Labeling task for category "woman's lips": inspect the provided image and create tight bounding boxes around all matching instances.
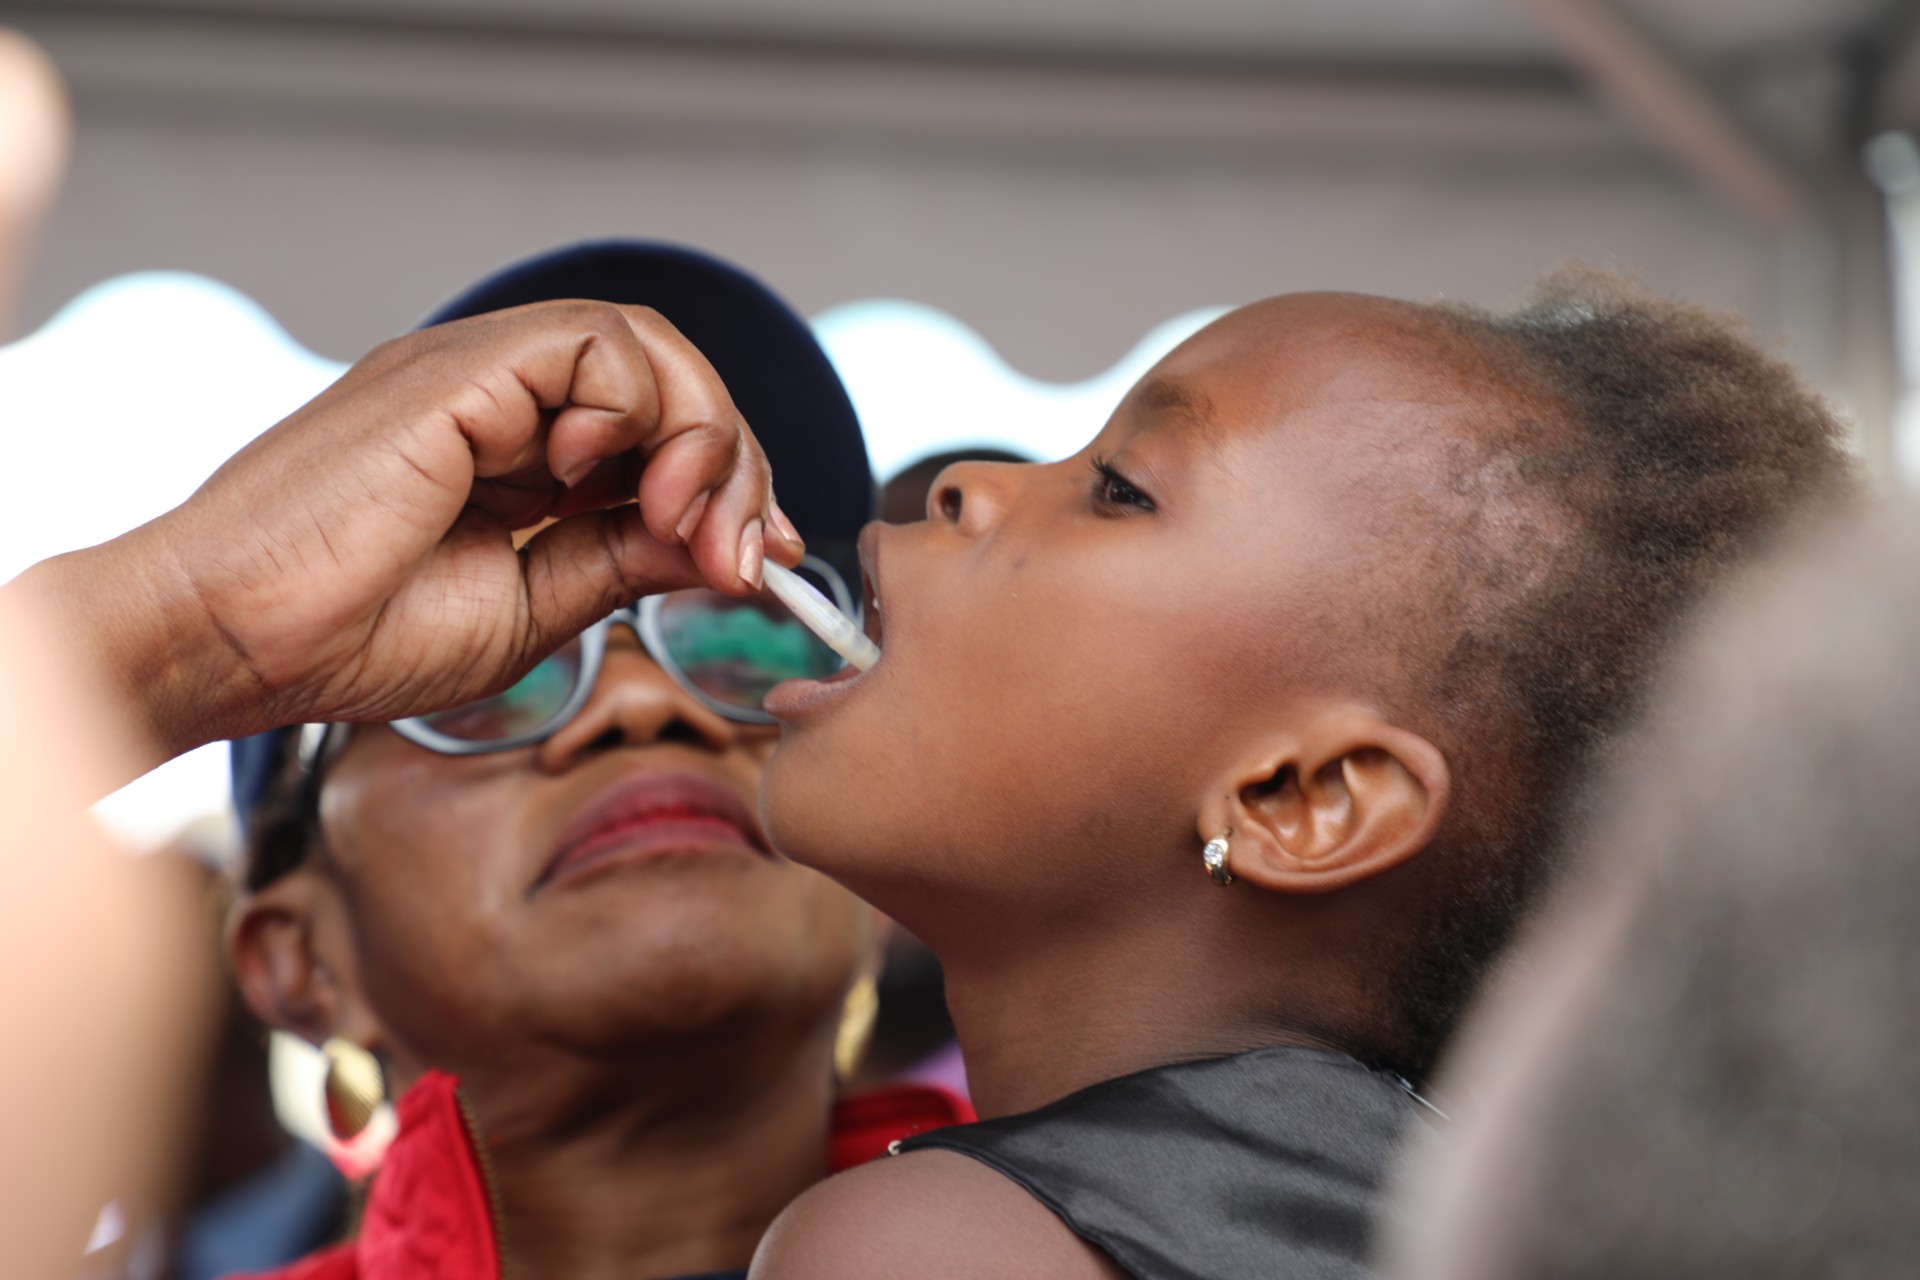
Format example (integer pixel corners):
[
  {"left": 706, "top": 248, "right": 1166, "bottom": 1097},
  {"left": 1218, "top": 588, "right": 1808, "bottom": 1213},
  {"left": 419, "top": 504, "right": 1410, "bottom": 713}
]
[{"left": 538, "top": 771, "right": 769, "bottom": 892}]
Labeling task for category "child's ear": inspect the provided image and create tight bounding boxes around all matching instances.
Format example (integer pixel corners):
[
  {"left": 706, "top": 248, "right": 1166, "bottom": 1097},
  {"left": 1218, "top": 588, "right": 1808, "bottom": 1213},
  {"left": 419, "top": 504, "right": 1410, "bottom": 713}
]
[
  {"left": 1201, "top": 707, "right": 1450, "bottom": 894},
  {"left": 226, "top": 866, "right": 383, "bottom": 1050}
]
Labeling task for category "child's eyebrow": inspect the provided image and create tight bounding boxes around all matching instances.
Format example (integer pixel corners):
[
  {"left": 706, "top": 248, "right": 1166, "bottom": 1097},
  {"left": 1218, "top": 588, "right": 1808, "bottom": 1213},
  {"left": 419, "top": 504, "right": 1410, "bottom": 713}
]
[{"left": 1132, "top": 376, "right": 1219, "bottom": 450}]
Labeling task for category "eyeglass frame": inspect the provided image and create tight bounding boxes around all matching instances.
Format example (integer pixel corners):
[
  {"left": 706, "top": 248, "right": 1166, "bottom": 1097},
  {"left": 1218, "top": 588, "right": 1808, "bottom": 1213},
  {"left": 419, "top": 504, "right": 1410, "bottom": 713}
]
[
  {"left": 272, "top": 551, "right": 853, "bottom": 880},
  {"left": 306, "top": 551, "right": 858, "bottom": 762}
]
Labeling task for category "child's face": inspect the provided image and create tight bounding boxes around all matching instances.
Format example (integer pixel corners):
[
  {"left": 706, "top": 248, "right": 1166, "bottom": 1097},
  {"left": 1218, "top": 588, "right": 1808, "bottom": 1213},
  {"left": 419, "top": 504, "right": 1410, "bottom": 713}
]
[{"left": 762, "top": 293, "right": 1503, "bottom": 932}]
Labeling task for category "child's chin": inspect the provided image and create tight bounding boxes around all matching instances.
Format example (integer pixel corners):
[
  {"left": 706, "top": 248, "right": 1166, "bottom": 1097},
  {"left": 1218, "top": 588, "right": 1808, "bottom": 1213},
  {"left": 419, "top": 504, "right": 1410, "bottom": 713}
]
[
  {"left": 756, "top": 759, "right": 832, "bottom": 867},
  {"left": 758, "top": 736, "right": 908, "bottom": 880}
]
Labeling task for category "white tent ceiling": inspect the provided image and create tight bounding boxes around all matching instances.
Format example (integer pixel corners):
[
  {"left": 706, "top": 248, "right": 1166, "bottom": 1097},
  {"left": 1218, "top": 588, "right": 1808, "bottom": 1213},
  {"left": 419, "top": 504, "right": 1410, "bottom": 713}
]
[
  {"left": 12, "top": 0, "right": 1912, "bottom": 219},
  {"left": 42, "top": 0, "right": 1888, "bottom": 64}
]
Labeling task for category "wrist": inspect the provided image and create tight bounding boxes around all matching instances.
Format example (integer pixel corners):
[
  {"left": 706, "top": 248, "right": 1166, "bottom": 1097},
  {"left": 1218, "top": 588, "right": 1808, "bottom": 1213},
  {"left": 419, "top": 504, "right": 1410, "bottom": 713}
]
[{"left": 11, "top": 523, "right": 268, "bottom": 781}]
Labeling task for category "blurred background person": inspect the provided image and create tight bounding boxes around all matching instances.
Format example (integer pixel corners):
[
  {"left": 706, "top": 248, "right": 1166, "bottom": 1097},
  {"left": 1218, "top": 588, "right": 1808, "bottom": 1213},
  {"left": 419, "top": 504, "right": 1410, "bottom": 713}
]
[
  {"left": 0, "top": 589, "right": 214, "bottom": 1280},
  {"left": 66, "top": 816, "right": 348, "bottom": 1280},
  {"left": 0, "top": 27, "right": 66, "bottom": 335},
  {"left": 1386, "top": 502, "right": 1920, "bottom": 1279},
  {"left": 223, "top": 242, "right": 968, "bottom": 1280},
  {"left": 158, "top": 818, "right": 351, "bottom": 1280}
]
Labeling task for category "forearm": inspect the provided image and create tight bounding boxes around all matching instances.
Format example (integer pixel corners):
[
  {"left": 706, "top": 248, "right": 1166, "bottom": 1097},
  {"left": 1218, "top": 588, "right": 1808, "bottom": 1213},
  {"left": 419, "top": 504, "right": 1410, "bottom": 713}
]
[{"left": 8, "top": 522, "right": 268, "bottom": 793}]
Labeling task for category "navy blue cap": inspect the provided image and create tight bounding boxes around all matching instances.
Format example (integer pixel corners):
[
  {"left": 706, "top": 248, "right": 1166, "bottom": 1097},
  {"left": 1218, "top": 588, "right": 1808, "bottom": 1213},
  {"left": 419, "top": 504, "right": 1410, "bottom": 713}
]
[{"left": 231, "top": 240, "right": 873, "bottom": 829}]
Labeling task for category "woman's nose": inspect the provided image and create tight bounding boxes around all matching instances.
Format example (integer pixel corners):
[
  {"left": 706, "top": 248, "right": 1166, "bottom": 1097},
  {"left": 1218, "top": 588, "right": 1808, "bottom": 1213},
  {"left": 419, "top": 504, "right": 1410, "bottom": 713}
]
[
  {"left": 927, "top": 459, "right": 1021, "bottom": 535},
  {"left": 533, "top": 635, "right": 738, "bottom": 771}
]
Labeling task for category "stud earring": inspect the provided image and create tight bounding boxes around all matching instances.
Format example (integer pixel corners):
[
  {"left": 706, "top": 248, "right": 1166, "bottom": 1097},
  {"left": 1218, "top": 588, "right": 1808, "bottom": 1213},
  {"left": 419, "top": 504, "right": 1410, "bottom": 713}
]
[
  {"left": 1202, "top": 834, "right": 1234, "bottom": 886},
  {"left": 322, "top": 1037, "right": 385, "bottom": 1141}
]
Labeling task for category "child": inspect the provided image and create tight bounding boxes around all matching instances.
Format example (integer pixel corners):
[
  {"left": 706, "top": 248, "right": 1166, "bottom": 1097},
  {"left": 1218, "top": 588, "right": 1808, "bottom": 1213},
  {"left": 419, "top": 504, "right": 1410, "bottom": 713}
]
[{"left": 749, "top": 273, "right": 1859, "bottom": 1280}]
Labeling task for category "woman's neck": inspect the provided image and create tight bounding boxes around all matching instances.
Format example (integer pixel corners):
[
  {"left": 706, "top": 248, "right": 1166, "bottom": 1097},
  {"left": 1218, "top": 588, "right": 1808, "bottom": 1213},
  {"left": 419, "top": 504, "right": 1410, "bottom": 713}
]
[{"left": 450, "top": 1033, "right": 837, "bottom": 1280}]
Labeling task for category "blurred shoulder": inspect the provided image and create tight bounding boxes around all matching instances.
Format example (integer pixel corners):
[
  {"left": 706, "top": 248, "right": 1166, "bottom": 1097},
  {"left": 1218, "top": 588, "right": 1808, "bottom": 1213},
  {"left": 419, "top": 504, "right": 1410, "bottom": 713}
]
[{"left": 750, "top": 1147, "right": 1126, "bottom": 1280}]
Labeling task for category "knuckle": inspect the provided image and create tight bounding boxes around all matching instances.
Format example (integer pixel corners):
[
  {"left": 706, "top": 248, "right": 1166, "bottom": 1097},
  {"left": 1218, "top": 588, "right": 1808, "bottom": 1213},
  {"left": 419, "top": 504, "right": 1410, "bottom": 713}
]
[
  {"left": 660, "top": 416, "right": 738, "bottom": 459},
  {"left": 597, "top": 512, "right": 653, "bottom": 599},
  {"left": 701, "top": 421, "right": 746, "bottom": 472},
  {"left": 569, "top": 300, "right": 630, "bottom": 341},
  {"left": 359, "top": 332, "right": 419, "bottom": 373}
]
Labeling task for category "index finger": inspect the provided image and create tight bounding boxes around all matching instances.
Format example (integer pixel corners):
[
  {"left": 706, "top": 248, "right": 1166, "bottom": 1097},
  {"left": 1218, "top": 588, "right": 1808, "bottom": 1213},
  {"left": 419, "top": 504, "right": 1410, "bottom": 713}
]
[{"left": 549, "top": 307, "right": 764, "bottom": 525}]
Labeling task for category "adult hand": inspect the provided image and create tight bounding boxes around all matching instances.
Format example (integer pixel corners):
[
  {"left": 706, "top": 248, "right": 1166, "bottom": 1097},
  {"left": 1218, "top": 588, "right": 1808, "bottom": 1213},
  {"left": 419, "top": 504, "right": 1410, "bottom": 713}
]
[{"left": 20, "top": 300, "right": 805, "bottom": 779}]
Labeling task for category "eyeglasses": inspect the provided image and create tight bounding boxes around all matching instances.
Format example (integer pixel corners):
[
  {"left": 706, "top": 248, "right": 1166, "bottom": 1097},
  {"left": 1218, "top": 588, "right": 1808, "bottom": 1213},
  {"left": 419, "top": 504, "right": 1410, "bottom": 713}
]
[{"left": 385, "top": 553, "right": 858, "bottom": 754}]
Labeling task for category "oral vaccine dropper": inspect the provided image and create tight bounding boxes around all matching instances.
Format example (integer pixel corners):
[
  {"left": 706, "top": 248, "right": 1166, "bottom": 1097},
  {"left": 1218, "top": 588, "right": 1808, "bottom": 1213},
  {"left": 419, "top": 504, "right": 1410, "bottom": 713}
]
[{"left": 763, "top": 561, "right": 881, "bottom": 672}]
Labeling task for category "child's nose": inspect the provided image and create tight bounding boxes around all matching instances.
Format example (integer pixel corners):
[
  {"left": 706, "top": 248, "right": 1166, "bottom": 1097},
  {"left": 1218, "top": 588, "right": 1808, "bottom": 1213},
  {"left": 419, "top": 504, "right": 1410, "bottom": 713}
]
[
  {"left": 928, "top": 459, "right": 1020, "bottom": 534},
  {"left": 533, "top": 638, "right": 738, "bottom": 771}
]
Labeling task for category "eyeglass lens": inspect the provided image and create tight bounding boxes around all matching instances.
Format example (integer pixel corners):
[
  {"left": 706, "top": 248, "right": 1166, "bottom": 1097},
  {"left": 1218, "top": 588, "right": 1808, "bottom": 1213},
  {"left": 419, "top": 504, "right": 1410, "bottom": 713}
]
[
  {"left": 413, "top": 637, "right": 586, "bottom": 744},
  {"left": 409, "top": 563, "right": 849, "bottom": 743},
  {"left": 657, "top": 576, "right": 844, "bottom": 712}
]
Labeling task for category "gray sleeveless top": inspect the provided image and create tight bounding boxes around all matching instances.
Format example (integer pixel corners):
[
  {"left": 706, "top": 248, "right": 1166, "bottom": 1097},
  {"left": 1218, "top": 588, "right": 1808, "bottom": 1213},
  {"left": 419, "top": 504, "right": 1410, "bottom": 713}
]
[{"left": 896, "top": 1046, "right": 1433, "bottom": 1280}]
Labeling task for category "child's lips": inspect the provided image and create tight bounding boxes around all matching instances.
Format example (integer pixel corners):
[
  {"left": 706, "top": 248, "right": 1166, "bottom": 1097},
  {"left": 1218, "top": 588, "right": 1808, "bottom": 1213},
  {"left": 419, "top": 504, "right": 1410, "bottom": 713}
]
[{"left": 764, "top": 645, "right": 876, "bottom": 718}]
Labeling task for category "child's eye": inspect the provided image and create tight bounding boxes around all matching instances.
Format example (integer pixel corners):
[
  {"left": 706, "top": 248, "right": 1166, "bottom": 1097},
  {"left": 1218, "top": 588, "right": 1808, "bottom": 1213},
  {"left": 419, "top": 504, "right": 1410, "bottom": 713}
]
[{"left": 1089, "top": 456, "right": 1156, "bottom": 514}]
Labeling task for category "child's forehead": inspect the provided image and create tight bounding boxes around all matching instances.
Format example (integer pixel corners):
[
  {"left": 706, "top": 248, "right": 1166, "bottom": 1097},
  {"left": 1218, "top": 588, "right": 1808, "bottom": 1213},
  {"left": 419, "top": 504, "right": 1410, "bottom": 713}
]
[
  {"left": 1200, "top": 293, "right": 1496, "bottom": 389},
  {"left": 1133, "top": 292, "right": 1530, "bottom": 450}
]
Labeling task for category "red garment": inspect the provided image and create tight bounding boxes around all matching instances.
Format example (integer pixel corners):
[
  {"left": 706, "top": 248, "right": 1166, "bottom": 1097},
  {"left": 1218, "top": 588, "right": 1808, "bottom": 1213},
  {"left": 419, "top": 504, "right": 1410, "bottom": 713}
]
[{"left": 231, "top": 1071, "right": 973, "bottom": 1280}]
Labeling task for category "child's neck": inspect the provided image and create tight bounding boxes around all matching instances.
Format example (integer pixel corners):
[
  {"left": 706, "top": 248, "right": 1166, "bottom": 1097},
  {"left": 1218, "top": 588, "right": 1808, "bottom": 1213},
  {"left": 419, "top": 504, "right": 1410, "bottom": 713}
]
[{"left": 939, "top": 903, "right": 1360, "bottom": 1120}]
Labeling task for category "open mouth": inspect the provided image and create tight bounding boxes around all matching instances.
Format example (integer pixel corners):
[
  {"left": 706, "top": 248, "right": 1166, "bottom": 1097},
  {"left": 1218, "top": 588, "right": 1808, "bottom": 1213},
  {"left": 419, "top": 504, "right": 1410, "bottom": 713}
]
[
  {"left": 862, "top": 563, "right": 884, "bottom": 649},
  {"left": 537, "top": 771, "right": 770, "bottom": 893},
  {"left": 816, "top": 563, "right": 884, "bottom": 686},
  {"left": 763, "top": 528, "right": 886, "bottom": 713}
]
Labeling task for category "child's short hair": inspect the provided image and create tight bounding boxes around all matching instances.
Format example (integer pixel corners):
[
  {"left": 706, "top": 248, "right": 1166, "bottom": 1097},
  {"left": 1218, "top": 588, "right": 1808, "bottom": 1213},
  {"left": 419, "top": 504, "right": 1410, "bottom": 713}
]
[{"left": 1382, "top": 269, "right": 1860, "bottom": 1080}]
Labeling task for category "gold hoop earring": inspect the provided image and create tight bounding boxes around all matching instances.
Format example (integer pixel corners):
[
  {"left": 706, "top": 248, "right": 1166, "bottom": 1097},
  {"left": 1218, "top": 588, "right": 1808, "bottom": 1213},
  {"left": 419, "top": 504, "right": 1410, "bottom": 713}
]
[
  {"left": 322, "top": 1037, "right": 386, "bottom": 1141},
  {"left": 834, "top": 973, "right": 881, "bottom": 1084},
  {"left": 1202, "top": 834, "right": 1235, "bottom": 887}
]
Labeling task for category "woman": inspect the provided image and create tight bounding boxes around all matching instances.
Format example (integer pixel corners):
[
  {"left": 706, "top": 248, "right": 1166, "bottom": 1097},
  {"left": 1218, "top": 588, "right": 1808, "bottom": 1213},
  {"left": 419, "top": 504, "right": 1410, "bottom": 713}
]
[{"left": 224, "top": 243, "right": 968, "bottom": 1280}]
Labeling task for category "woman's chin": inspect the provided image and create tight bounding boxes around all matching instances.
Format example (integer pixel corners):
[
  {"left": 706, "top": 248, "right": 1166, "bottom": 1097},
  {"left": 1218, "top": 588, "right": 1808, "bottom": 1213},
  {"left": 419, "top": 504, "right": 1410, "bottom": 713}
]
[{"left": 535, "top": 959, "right": 818, "bottom": 1045}]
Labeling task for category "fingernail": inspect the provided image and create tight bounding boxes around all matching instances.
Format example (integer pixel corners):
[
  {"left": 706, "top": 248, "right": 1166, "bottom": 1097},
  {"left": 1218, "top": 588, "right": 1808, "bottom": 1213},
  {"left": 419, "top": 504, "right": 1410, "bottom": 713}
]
[
  {"left": 673, "top": 490, "right": 712, "bottom": 545},
  {"left": 767, "top": 499, "right": 805, "bottom": 554},
  {"left": 557, "top": 458, "right": 594, "bottom": 489},
  {"left": 738, "top": 519, "right": 765, "bottom": 591}
]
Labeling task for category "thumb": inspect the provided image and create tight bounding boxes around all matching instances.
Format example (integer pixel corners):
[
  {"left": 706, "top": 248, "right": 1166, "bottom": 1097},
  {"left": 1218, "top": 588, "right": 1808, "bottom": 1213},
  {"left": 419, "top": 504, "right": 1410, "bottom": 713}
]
[{"left": 517, "top": 507, "right": 701, "bottom": 657}]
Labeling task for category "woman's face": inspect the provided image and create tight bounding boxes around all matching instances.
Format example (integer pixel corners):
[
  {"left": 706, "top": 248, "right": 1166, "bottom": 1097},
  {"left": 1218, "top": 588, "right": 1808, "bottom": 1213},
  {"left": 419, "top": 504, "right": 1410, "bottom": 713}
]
[
  {"left": 761, "top": 294, "right": 1497, "bottom": 934},
  {"left": 315, "top": 629, "right": 873, "bottom": 1075}
]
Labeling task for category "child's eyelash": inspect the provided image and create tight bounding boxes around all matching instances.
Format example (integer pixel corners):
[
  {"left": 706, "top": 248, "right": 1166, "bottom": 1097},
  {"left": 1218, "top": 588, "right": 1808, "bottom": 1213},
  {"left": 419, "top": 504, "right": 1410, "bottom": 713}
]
[{"left": 1089, "top": 455, "right": 1156, "bottom": 513}]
